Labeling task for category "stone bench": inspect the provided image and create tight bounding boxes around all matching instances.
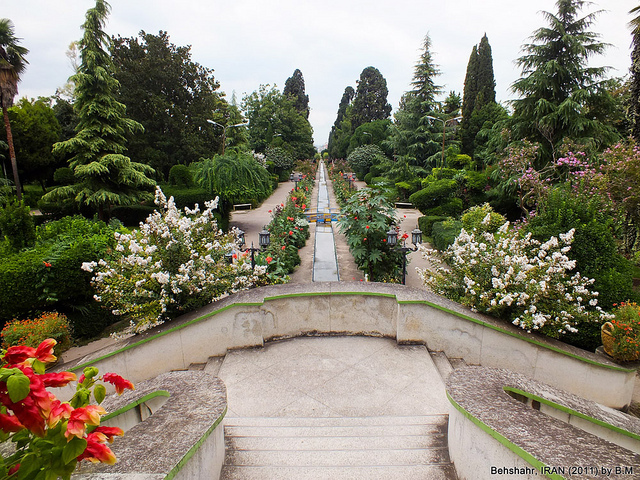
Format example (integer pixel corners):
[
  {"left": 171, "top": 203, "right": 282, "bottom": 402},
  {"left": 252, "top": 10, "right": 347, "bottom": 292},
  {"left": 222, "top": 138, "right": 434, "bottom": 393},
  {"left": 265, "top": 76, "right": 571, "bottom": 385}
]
[
  {"left": 446, "top": 366, "right": 640, "bottom": 479},
  {"left": 73, "top": 371, "right": 227, "bottom": 479}
]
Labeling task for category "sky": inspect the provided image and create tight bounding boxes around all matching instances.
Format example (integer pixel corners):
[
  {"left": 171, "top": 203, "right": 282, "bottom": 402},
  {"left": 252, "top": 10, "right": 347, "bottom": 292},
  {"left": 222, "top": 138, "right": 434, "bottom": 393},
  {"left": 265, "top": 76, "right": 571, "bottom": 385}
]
[{"left": 4, "top": 0, "right": 639, "bottom": 149}]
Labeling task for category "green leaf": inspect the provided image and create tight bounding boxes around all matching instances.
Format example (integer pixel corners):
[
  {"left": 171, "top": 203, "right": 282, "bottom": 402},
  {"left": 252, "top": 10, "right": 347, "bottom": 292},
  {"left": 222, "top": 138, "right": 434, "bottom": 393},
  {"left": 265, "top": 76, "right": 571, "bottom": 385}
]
[
  {"left": 7, "top": 372, "right": 30, "bottom": 403},
  {"left": 32, "top": 359, "right": 46, "bottom": 375},
  {"left": 62, "top": 436, "right": 87, "bottom": 465},
  {"left": 94, "top": 384, "right": 106, "bottom": 404},
  {"left": 16, "top": 452, "right": 39, "bottom": 476}
]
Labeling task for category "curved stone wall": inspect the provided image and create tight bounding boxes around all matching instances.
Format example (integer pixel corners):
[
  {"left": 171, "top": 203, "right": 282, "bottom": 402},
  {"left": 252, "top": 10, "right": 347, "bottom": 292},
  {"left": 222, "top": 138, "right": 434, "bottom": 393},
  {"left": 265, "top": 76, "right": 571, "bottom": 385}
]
[{"left": 58, "top": 282, "right": 635, "bottom": 408}]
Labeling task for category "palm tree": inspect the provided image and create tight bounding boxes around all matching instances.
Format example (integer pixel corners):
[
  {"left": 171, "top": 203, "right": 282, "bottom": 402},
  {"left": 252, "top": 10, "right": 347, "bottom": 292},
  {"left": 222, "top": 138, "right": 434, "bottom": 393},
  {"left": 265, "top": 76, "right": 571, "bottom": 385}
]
[{"left": 0, "top": 19, "right": 28, "bottom": 201}]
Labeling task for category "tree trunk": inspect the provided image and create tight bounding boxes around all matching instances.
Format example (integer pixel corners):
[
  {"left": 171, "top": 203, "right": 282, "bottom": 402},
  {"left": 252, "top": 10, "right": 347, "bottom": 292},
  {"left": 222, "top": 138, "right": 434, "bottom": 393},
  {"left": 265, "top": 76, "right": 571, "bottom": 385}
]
[{"left": 2, "top": 106, "right": 21, "bottom": 201}]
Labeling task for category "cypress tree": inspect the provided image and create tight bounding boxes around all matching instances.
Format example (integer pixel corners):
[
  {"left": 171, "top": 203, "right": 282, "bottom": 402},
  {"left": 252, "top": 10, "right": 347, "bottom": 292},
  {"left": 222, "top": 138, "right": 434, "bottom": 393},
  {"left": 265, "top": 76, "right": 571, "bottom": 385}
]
[
  {"left": 283, "top": 68, "right": 310, "bottom": 119},
  {"left": 461, "top": 45, "right": 478, "bottom": 154},
  {"left": 327, "top": 86, "right": 354, "bottom": 158},
  {"left": 629, "top": 6, "right": 640, "bottom": 141},
  {"left": 351, "top": 66, "right": 392, "bottom": 129},
  {"left": 475, "top": 34, "right": 496, "bottom": 107}
]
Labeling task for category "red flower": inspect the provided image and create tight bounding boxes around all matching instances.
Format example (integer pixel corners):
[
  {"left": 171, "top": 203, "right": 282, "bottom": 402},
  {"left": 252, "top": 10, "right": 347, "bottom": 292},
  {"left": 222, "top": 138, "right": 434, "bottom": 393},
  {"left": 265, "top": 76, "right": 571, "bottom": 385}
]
[
  {"left": 266, "top": 256, "right": 273, "bottom": 264},
  {"left": 268, "top": 209, "right": 272, "bottom": 213},
  {"left": 102, "top": 373, "right": 134, "bottom": 395},
  {"left": 365, "top": 225, "right": 369, "bottom": 229},
  {"left": 363, "top": 238, "right": 367, "bottom": 241},
  {"left": 0, "top": 412, "right": 23, "bottom": 433},
  {"left": 66, "top": 405, "right": 105, "bottom": 439},
  {"left": 402, "top": 233, "right": 409, "bottom": 240},
  {"left": 41, "top": 371, "right": 76, "bottom": 388},
  {"left": 77, "top": 431, "right": 118, "bottom": 465},
  {"left": 281, "top": 245, "right": 286, "bottom": 250},
  {"left": 43, "top": 261, "right": 52, "bottom": 267},
  {"left": 281, "top": 203, "right": 284, "bottom": 207},
  {"left": 232, "top": 253, "right": 237, "bottom": 259}
]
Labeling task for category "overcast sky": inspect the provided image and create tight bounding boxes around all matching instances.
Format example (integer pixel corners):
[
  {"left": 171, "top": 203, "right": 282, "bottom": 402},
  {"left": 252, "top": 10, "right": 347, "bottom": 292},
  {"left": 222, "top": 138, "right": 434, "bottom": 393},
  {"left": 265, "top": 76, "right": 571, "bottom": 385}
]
[{"left": 4, "top": 0, "right": 639, "bottom": 148}]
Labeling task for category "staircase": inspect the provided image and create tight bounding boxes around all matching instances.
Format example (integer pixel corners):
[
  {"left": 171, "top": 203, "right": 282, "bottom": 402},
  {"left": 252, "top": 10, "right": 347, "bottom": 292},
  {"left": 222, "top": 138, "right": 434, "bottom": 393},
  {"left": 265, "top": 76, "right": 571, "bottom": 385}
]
[{"left": 220, "top": 415, "right": 457, "bottom": 479}]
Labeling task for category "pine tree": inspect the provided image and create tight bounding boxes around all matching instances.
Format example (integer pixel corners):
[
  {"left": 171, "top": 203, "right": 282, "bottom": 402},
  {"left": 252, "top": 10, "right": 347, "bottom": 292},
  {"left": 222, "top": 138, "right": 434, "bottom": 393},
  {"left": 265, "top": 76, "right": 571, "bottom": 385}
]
[
  {"left": 511, "top": 0, "right": 619, "bottom": 162},
  {"left": 283, "top": 68, "right": 310, "bottom": 119},
  {"left": 42, "top": 0, "right": 155, "bottom": 220},
  {"left": 351, "top": 66, "right": 392, "bottom": 129}
]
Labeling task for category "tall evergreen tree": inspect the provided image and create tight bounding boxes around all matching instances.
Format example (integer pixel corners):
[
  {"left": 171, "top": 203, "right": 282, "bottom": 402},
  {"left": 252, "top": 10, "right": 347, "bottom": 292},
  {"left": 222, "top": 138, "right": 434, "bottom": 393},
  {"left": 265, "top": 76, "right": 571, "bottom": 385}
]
[
  {"left": 387, "top": 36, "right": 441, "bottom": 165},
  {"left": 461, "top": 35, "right": 498, "bottom": 155},
  {"left": 283, "top": 68, "right": 310, "bottom": 119},
  {"left": 43, "top": 0, "right": 155, "bottom": 221},
  {"left": 327, "top": 86, "right": 355, "bottom": 159},
  {"left": 351, "top": 66, "right": 392, "bottom": 129},
  {"left": 0, "top": 18, "right": 28, "bottom": 201},
  {"left": 511, "top": 0, "right": 619, "bottom": 162}
]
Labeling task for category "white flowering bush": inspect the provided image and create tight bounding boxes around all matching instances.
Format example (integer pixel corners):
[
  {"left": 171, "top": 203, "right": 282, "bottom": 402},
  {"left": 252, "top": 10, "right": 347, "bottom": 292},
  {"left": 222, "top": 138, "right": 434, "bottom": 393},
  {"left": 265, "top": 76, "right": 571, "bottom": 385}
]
[
  {"left": 419, "top": 220, "right": 612, "bottom": 338},
  {"left": 82, "top": 188, "right": 266, "bottom": 337}
]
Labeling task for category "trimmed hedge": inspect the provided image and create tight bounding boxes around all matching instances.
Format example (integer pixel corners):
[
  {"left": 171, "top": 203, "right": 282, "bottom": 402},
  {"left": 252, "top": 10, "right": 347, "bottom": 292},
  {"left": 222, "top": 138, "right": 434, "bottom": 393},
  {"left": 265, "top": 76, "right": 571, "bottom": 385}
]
[
  {"left": 418, "top": 215, "right": 448, "bottom": 237},
  {"left": 432, "top": 220, "right": 463, "bottom": 251},
  {"left": 409, "top": 179, "right": 458, "bottom": 214}
]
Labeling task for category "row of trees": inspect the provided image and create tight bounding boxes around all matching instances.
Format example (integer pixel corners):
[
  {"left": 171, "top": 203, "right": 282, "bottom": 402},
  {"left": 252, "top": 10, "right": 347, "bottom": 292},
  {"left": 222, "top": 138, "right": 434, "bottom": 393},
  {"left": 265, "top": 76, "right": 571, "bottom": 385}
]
[{"left": 1, "top": 1, "right": 316, "bottom": 221}]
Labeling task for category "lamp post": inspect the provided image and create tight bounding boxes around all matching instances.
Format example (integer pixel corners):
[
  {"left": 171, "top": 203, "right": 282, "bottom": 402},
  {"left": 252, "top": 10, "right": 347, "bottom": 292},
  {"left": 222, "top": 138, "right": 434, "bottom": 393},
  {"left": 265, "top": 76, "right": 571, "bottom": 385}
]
[
  {"left": 236, "top": 227, "right": 271, "bottom": 270},
  {"left": 386, "top": 226, "right": 422, "bottom": 285},
  {"left": 425, "top": 116, "right": 463, "bottom": 168},
  {"left": 206, "top": 120, "right": 246, "bottom": 155},
  {"left": 342, "top": 172, "right": 355, "bottom": 191},
  {"left": 291, "top": 172, "right": 303, "bottom": 189}
]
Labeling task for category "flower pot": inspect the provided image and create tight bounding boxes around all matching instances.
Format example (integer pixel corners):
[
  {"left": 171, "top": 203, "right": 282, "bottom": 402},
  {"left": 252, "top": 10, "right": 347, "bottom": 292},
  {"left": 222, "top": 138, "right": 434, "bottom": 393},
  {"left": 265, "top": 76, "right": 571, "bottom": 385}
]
[{"left": 601, "top": 322, "right": 640, "bottom": 362}]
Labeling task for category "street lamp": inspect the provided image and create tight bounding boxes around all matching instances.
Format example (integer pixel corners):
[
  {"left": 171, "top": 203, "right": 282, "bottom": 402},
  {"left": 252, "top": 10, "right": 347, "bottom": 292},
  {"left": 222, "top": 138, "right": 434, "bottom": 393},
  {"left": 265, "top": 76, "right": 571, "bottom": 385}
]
[
  {"left": 386, "top": 225, "right": 423, "bottom": 285},
  {"left": 236, "top": 228, "right": 271, "bottom": 270},
  {"left": 206, "top": 119, "right": 246, "bottom": 155},
  {"left": 425, "top": 115, "right": 463, "bottom": 168},
  {"left": 290, "top": 172, "right": 303, "bottom": 189},
  {"left": 342, "top": 172, "right": 355, "bottom": 191}
]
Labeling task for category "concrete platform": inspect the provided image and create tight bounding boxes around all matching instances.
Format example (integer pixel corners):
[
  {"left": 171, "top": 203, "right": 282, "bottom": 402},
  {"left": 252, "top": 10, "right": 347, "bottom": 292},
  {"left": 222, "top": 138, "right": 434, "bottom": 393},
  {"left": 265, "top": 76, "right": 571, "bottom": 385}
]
[{"left": 217, "top": 335, "right": 449, "bottom": 418}]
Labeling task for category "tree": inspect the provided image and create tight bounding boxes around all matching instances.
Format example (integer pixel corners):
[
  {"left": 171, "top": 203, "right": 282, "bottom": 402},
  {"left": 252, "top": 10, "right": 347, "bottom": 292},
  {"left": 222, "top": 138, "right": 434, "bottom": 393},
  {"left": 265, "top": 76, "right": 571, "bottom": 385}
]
[
  {"left": 42, "top": 0, "right": 155, "bottom": 221},
  {"left": 511, "top": 0, "right": 619, "bottom": 163},
  {"left": 2, "top": 98, "right": 62, "bottom": 191},
  {"left": 387, "top": 36, "right": 442, "bottom": 165},
  {"left": 629, "top": 6, "right": 640, "bottom": 140},
  {"left": 347, "top": 119, "right": 392, "bottom": 156},
  {"left": 328, "top": 86, "right": 355, "bottom": 158},
  {"left": 242, "top": 85, "right": 315, "bottom": 160},
  {"left": 351, "top": 66, "right": 392, "bottom": 129},
  {"left": 110, "top": 30, "right": 224, "bottom": 178},
  {"left": 283, "top": 68, "right": 309, "bottom": 119},
  {"left": 461, "top": 34, "right": 498, "bottom": 156},
  {"left": 0, "top": 19, "right": 28, "bottom": 201}
]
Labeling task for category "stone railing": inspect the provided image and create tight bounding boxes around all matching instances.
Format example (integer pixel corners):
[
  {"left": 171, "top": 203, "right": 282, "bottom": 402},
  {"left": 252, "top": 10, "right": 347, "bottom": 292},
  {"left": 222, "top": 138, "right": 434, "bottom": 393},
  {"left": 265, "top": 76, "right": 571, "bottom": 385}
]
[
  {"left": 58, "top": 282, "right": 635, "bottom": 408},
  {"left": 446, "top": 366, "right": 640, "bottom": 479},
  {"left": 73, "top": 371, "right": 227, "bottom": 479}
]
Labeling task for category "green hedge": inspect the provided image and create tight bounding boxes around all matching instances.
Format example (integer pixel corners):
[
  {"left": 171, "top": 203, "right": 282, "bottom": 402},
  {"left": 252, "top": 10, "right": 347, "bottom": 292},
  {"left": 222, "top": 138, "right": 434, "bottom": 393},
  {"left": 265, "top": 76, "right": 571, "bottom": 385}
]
[
  {"left": 418, "top": 215, "right": 448, "bottom": 237},
  {"left": 432, "top": 220, "right": 463, "bottom": 251},
  {"left": 409, "top": 179, "right": 458, "bottom": 214},
  {"left": 111, "top": 205, "right": 156, "bottom": 226}
]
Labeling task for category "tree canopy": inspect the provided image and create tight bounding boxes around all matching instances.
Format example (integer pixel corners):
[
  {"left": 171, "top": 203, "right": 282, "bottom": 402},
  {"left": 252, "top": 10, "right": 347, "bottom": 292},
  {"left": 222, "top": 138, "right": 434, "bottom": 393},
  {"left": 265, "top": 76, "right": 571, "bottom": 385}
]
[
  {"left": 283, "top": 68, "right": 310, "bottom": 119},
  {"left": 110, "top": 30, "right": 224, "bottom": 177},
  {"left": 351, "top": 66, "right": 392, "bottom": 129}
]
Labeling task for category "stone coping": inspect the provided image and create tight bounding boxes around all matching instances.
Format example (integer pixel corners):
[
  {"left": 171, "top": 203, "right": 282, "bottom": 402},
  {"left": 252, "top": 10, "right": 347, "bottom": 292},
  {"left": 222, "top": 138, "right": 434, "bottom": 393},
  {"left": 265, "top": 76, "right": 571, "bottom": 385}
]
[
  {"left": 59, "top": 282, "right": 629, "bottom": 374},
  {"left": 73, "top": 371, "right": 227, "bottom": 478},
  {"left": 446, "top": 366, "right": 640, "bottom": 478}
]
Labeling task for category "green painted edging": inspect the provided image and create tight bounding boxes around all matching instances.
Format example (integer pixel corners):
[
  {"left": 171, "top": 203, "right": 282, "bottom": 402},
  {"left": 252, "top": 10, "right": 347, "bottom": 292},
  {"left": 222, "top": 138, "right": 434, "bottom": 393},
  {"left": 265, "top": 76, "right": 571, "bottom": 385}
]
[
  {"left": 70, "top": 290, "right": 632, "bottom": 374},
  {"left": 504, "top": 387, "right": 640, "bottom": 443},
  {"left": 101, "top": 390, "right": 171, "bottom": 422},
  {"left": 164, "top": 405, "right": 227, "bottom": 480},
  {"left": 447, "top": 392, "right": 564, "bottom": 480},
  {"left": 398, "top": 299, "right": 634, "bottom": 373}
]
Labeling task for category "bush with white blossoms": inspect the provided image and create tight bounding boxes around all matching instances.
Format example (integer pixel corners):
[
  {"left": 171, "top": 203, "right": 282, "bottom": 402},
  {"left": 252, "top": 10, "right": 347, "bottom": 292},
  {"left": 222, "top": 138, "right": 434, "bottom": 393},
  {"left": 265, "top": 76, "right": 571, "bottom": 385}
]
[
  {"left": 418, "top": 219, "right": 612, "bottom": 338},
  {"left": 82, "top": 187, "right": 266, "bottom": 336}
]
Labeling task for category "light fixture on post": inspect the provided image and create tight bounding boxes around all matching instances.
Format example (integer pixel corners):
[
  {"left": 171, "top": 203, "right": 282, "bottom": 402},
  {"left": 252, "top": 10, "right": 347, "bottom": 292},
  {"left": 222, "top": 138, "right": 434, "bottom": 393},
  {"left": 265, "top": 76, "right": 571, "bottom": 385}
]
[
  {"left": 234, "top": 228, "right": 271, "bottom": 270},
  {"left": 291, "top": 172, "right": 302, "bottom": 190},
  {"left": 206, "top": 119, "right": 246, "bottom": 155},
  {"left": 425, "top": 115, "right": 463, "bottom": 168},
  {"left": 386, "top": 225, "right": 422, "bottom": 285}
]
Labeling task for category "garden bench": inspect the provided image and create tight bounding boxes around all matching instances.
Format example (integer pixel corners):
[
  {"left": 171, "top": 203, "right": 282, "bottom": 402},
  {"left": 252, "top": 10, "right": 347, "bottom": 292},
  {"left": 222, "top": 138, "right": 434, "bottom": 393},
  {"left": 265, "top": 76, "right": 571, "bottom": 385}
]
[
  {"left": 233, "top": 203, "right": 252, "bottom": 211},
  {"left": 395, "top": 202, "right": 413, "bottom": 209}
]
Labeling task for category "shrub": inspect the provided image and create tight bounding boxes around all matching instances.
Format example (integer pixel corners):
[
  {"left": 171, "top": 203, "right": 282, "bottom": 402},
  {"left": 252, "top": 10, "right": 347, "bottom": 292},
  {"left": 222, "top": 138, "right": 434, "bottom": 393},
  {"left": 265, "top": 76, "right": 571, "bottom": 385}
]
[
  {"left": 423, "top": 198, "right": 464, "bottom": 217},
  {"left": 347, "top": 145, "right": 387, "bottom": 178},
  {"left": 111, "top": 204, "right": 156, "bottom": 226},
  {"left": 431, "top": 219, "right": 462, "bottom": 251},
  {"left": 0, "top": 200, "right": 35, "bottom": 252},
  {"left": 421, "top": 223, "right": 612, "bottom": 340},
  {"left": 1, "top": 312, "right": 71, "bottom": 354},
  {"left": 418, "top": 215, "right": 448, "bottom": 237},
  {"left": 83, "top": 188, "right": 267, "bottom": 336},
  {"left": 53, "top": 166, "right": 75, "bottom": 185},
  {"left": 460, "top": 203, "right": 506, "bottom": 234},
  {"left": 409, "top": 179, "right": 458, "bottom": 214},
  {"left": 168, "top": 164, "right": 193, "bottom": 186}
]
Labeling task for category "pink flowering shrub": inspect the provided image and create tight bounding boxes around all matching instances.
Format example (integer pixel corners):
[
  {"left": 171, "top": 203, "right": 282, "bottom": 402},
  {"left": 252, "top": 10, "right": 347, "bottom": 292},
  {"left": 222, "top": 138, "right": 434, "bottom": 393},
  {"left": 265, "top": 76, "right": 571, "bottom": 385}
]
[{"left": 419, "top": 221, "right": 612, "bottom": 338}]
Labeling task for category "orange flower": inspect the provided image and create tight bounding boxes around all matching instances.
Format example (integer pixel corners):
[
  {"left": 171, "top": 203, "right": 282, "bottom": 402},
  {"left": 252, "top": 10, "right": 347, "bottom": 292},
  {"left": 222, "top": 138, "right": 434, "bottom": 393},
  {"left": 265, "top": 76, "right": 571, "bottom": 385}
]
[
  {"left": 66, "top": 405, "right": 106, "bottom": 439},
  {"left": 266, "top": 256, "right": 273, "bottom": 264},
  {"left": 77, "top": 432, "right": 118, "bottom": 465}
]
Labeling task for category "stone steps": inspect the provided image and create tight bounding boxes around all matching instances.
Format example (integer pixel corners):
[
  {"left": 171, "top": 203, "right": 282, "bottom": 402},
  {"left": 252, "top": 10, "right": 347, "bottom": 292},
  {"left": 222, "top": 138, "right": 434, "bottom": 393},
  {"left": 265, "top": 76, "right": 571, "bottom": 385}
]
[
  {"left": 430, "top": 351, "right": 468, "bottom": 382},
  {"left": 221, "top": 415, "right": 457, "bottom": 479}
]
